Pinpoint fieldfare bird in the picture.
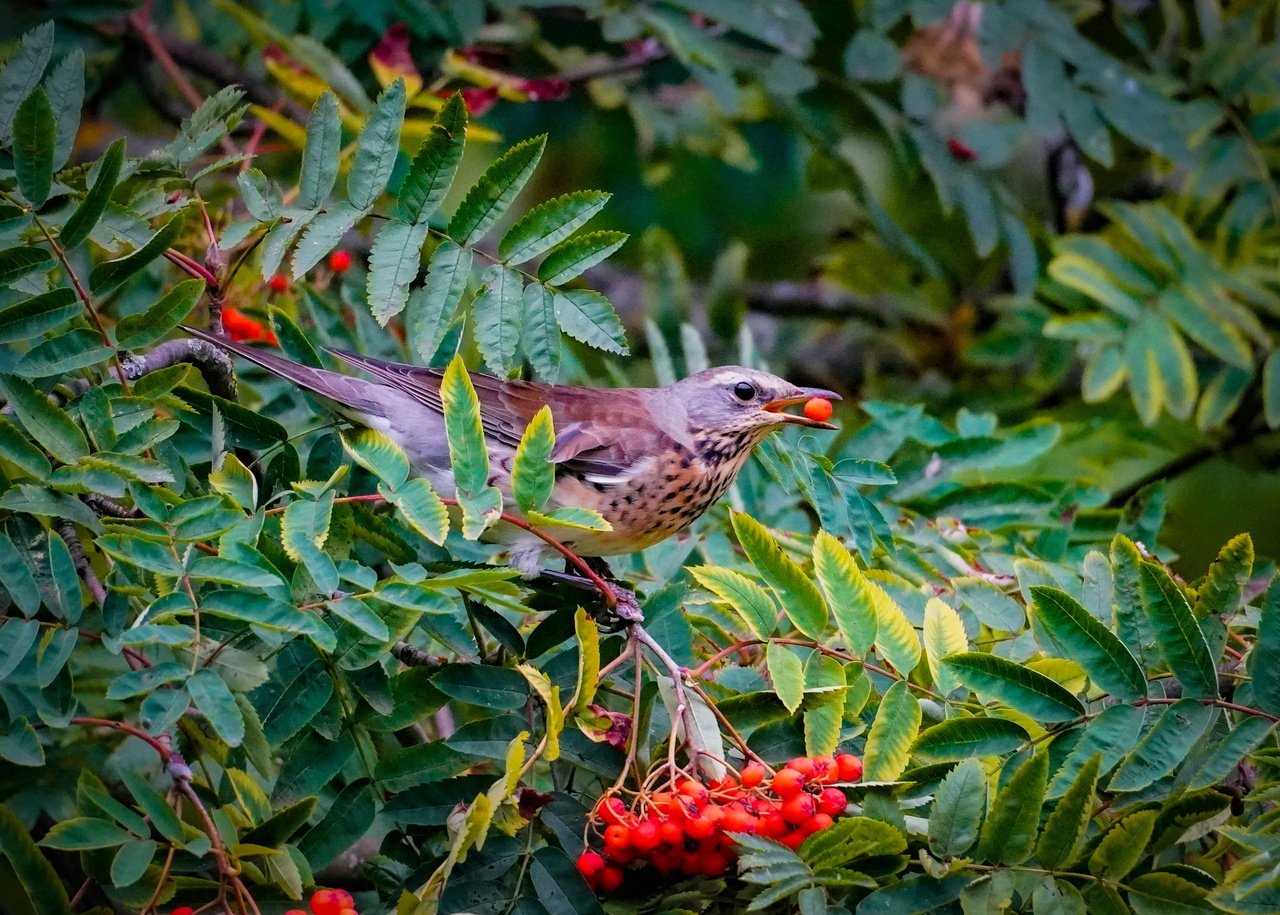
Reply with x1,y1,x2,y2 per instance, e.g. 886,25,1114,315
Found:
183,326,839,583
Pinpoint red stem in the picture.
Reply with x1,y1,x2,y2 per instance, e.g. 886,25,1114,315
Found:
72,717,171,761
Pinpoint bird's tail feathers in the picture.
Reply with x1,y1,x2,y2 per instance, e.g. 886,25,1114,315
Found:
180,324,387,418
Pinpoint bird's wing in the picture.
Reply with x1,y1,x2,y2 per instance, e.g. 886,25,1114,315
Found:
326,349,667,480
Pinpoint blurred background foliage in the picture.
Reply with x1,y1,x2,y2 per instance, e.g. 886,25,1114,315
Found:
9,0,1280,567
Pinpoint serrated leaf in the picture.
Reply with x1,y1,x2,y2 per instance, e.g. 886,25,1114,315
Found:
328,595,390,641
89,211,185,294
209,452,257,510
367,218,429,324
1254,579,1280,718
522,282,561,383
39,817,133,850
441,355,490,497
0,373,88,463
292,201,363,277
384,479,449,546
944,652,1084,722
342,428,410,490
1194,533,1252,617
188,668,245,747
0,247,53,286
0,804,71,915
14,329,111,377
397,93,467,223
1090,809,1157,880
0,414,51,479
348,79,405,210
553,289,629,355
1107,698,1216,792
473,263,523,376
449,135,546,245
115,278,204,349
43,48,82,171
977,750,1048,864
863,680,920,781
1030,586,1147,702
927,757,985,859
767,641,806,714
512,406,555,514
953,577,1025,632
501,191,611,264
924,597,967,694
812,530,877,655
911,717,1028,763
13,88,55,207
1037,753,1100,870
1139,561,1217,699
526,506,609,531
297,92,341,210
689,565,777,639
871,579,922,676
0,22,54,145
1112,534,1155,670
281,492,338,594
407,240,472,363
536,230,628,286
731,511,828,639
0,287,79,344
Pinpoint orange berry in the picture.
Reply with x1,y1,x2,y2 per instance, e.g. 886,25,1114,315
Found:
678,779,709,807
771,768,806,799
781,793,815,826
740,762,766,788
310,890,345,915
603,824,630,852
599,864,624,893
338,909,357,915
803,397,833,422
780,829,805,850
722,802,758,835
786,757,816,778
268,274,290,293
817,787,847,816
836,753,863,782
329,250,353,273
170,909,195,915
596,796,629,826
812,755,838,784
660,820,684,845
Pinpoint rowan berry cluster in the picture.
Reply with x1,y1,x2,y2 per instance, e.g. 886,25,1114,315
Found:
575,753,863,895
221,306,277,344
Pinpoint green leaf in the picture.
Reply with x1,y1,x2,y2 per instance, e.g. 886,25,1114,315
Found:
342,428,410,490
767,641,806,714
13,88,55,207
0,22,54,144
522,282,561,383
871,580,922,677
1139,561,1218,699
297,91,341,210
208,452,258,511
530,845,606,915
1107,698,1216,792
291,201,363,278
812,530,877,655
512,406,555,514
1265,351,1280,429
1253,579,1280,717
280,493,338,594
269,306,322,368
0,247,53,286
1089,809,1157,881
924,597,967,694
40,817,133,850
856,874,971,915
407,240,472,363
953,577,1025,632
257,658,334,746
689,565,777,639
863,680,920,781
911,717,1028,764
977,750,1048,864
43,49,84,169
383,479,449,546
0,803,72,915
14,329,111,377
111,838,156,888
553,289,629,355
1160,287,1252,369
374,741,475,792
441,354,490,497
1194,533,1253,617
0,287,79,344
327,595,389,641
501,190,611,264
396,92,467,223
1112,534,1155,670
944,651,1084,721
1133,873,1217,915
731,511,828,640
535,231,628,286
473,263,524,376
240,796,317,848
297,779,376,869
347,79,406,210
115,278,204,349
0,374,88,463
1196,365,1252,431
432,664,531,711
0,414,51,479
89,211,186,294
1037,753,1100,870
1029,586,1147,702
927,757,985,858
187,668,245,747
367,218,429,324
448,135,546,246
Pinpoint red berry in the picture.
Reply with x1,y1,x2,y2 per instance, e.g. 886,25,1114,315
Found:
817,787,847,816
605,846,636,866
684,812,717,841
803,812,834,835
762,810,789,838
285,911,309,915
599,864,624,893
329,250,353,273
786,757,816,778
597,796,629,826
330,892,355,909
678,779,709,807
803,397,833,422
338,909,358,915
698,850,730,876
170,909,195,915
660,820,684,845
603,824,631,852
310,890,344,915
740,762,766,788
948,137,978,161
268,274,290,293
780,829,806,850
812,755,838,784
781,793,816,826
722,802,758,835
633,820,661,852
836,753,863,782
771,768,806,799
576,850,605,879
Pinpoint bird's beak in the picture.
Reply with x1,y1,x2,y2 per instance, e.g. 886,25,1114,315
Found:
762,388,842,430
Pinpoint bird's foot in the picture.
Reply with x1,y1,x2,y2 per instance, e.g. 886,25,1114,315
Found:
540,565,644,631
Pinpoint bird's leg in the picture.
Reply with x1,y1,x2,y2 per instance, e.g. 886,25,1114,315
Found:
546,559,643,630
580,555,616,579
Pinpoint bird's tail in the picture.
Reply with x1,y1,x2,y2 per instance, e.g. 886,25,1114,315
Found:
181,324,388,418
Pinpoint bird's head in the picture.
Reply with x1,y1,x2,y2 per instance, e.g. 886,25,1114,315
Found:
674,367,842,440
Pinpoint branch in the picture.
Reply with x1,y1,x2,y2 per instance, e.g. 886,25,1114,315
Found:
55,520,106,607
121,338,238,401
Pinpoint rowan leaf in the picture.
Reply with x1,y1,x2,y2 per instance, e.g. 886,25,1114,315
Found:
537,230,628,285
473,263,523,376
862,680,920,781
347,78,405,210
1139,561,1218,699
1029,586,1146,702
512,406,555,514
297,91,341,209
977,750,1048,864
407,240,472,363
767,641,806,714
1037,753,1100,870
690,565,778,639
449,135,546,246
1108,698,1216,792
911,717,1029,764
731,511,828,640
927,757,985,859
501,191,611,264
924,597,967,694
367,218,429,324
396,92,466,223
553,288,629,355
13,88,56,207
812,530,877,655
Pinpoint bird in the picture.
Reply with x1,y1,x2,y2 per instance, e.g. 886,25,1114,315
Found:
182,325,840,580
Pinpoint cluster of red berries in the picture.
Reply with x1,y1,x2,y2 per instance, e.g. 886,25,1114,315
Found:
221,306,277,345
575,753,863,894
171,888,356,915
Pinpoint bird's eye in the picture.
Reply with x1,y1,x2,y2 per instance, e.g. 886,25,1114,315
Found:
733,382,756,401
